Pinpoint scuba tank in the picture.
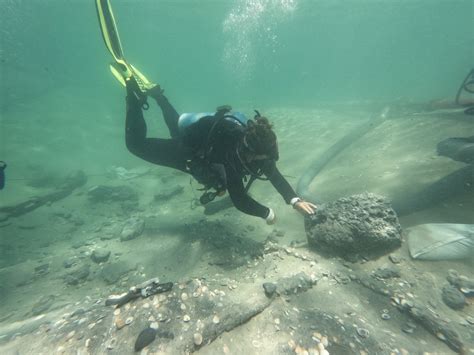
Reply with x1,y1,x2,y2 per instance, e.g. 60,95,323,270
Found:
178,107,249,204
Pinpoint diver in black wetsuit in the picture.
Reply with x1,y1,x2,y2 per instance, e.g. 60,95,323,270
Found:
124,82,317,224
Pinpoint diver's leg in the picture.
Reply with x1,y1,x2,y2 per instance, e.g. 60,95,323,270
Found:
148,88,180,138
125,85,188,171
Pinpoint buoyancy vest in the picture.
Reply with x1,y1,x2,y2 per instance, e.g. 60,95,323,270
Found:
178,110,249,192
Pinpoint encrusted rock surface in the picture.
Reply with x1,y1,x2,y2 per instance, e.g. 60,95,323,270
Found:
305,193,402,261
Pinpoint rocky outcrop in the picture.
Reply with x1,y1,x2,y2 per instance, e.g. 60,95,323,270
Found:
305,193,402,261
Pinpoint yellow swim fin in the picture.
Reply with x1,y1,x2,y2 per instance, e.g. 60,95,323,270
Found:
96,0,158,98
95,0,124,63
109,62,156,93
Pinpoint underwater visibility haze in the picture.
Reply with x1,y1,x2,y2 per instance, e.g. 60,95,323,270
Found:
0,0,473,354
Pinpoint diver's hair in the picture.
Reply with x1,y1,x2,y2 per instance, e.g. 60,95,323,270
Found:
245,117,278,158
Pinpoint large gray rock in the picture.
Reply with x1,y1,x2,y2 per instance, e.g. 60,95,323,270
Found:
305,193,402,261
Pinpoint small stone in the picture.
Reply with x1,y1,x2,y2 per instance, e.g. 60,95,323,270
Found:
150,322,159,330
193,332,203,346
87,322,96,330
262,282,277,297
181,293,188,301
126,317,134,325
212,315,220,324
115,317,125,329
321,336,328,347
401,322,416,334
442,285,466,310
389,254,401,264
180,303,186,310
183,315,190,322
113,309,121,316
274,318,280,325
91,249,110,263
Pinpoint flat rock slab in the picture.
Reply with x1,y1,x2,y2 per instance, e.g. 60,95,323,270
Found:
305,193,402,261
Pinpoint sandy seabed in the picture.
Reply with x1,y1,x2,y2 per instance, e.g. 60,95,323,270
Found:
0,98,473,354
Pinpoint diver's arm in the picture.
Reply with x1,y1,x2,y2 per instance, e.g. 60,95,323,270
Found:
264,162,317,215
263,162,298,203
226,169,274,222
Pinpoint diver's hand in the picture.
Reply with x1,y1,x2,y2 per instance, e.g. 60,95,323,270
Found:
294,200,317,216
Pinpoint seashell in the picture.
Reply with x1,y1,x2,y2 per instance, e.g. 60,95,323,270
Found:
113,309,121,316
212,315,220,324
181,293,188,301
356,327,369,338
252,340,262,348
436,332,446,341
125,317,134,325
193,332,203,346
183,315,190,322
180,303,187,310
381,312,391,320
134,327,157,352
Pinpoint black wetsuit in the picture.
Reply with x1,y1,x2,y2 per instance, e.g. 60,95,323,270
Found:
125,87,298,219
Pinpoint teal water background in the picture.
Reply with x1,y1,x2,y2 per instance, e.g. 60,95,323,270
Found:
0,0,473,187
1,0,473,108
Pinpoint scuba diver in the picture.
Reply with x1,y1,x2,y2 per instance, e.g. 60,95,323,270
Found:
95,0,316,224
124,79,316,224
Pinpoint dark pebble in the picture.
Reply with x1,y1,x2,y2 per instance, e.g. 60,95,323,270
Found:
263,282,277,298
135,327,157,352
442,285,465,310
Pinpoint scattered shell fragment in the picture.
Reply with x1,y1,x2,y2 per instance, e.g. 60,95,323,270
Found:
252,340,262,348
193,332,203,346
113,309,121,316
180,303,187,310
181,293,188,301
274,318,280,325
125,317,134,325
183,315,191,322
212,315,220,324
381,312,391,320
356,327,369,338
87,322,96,330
